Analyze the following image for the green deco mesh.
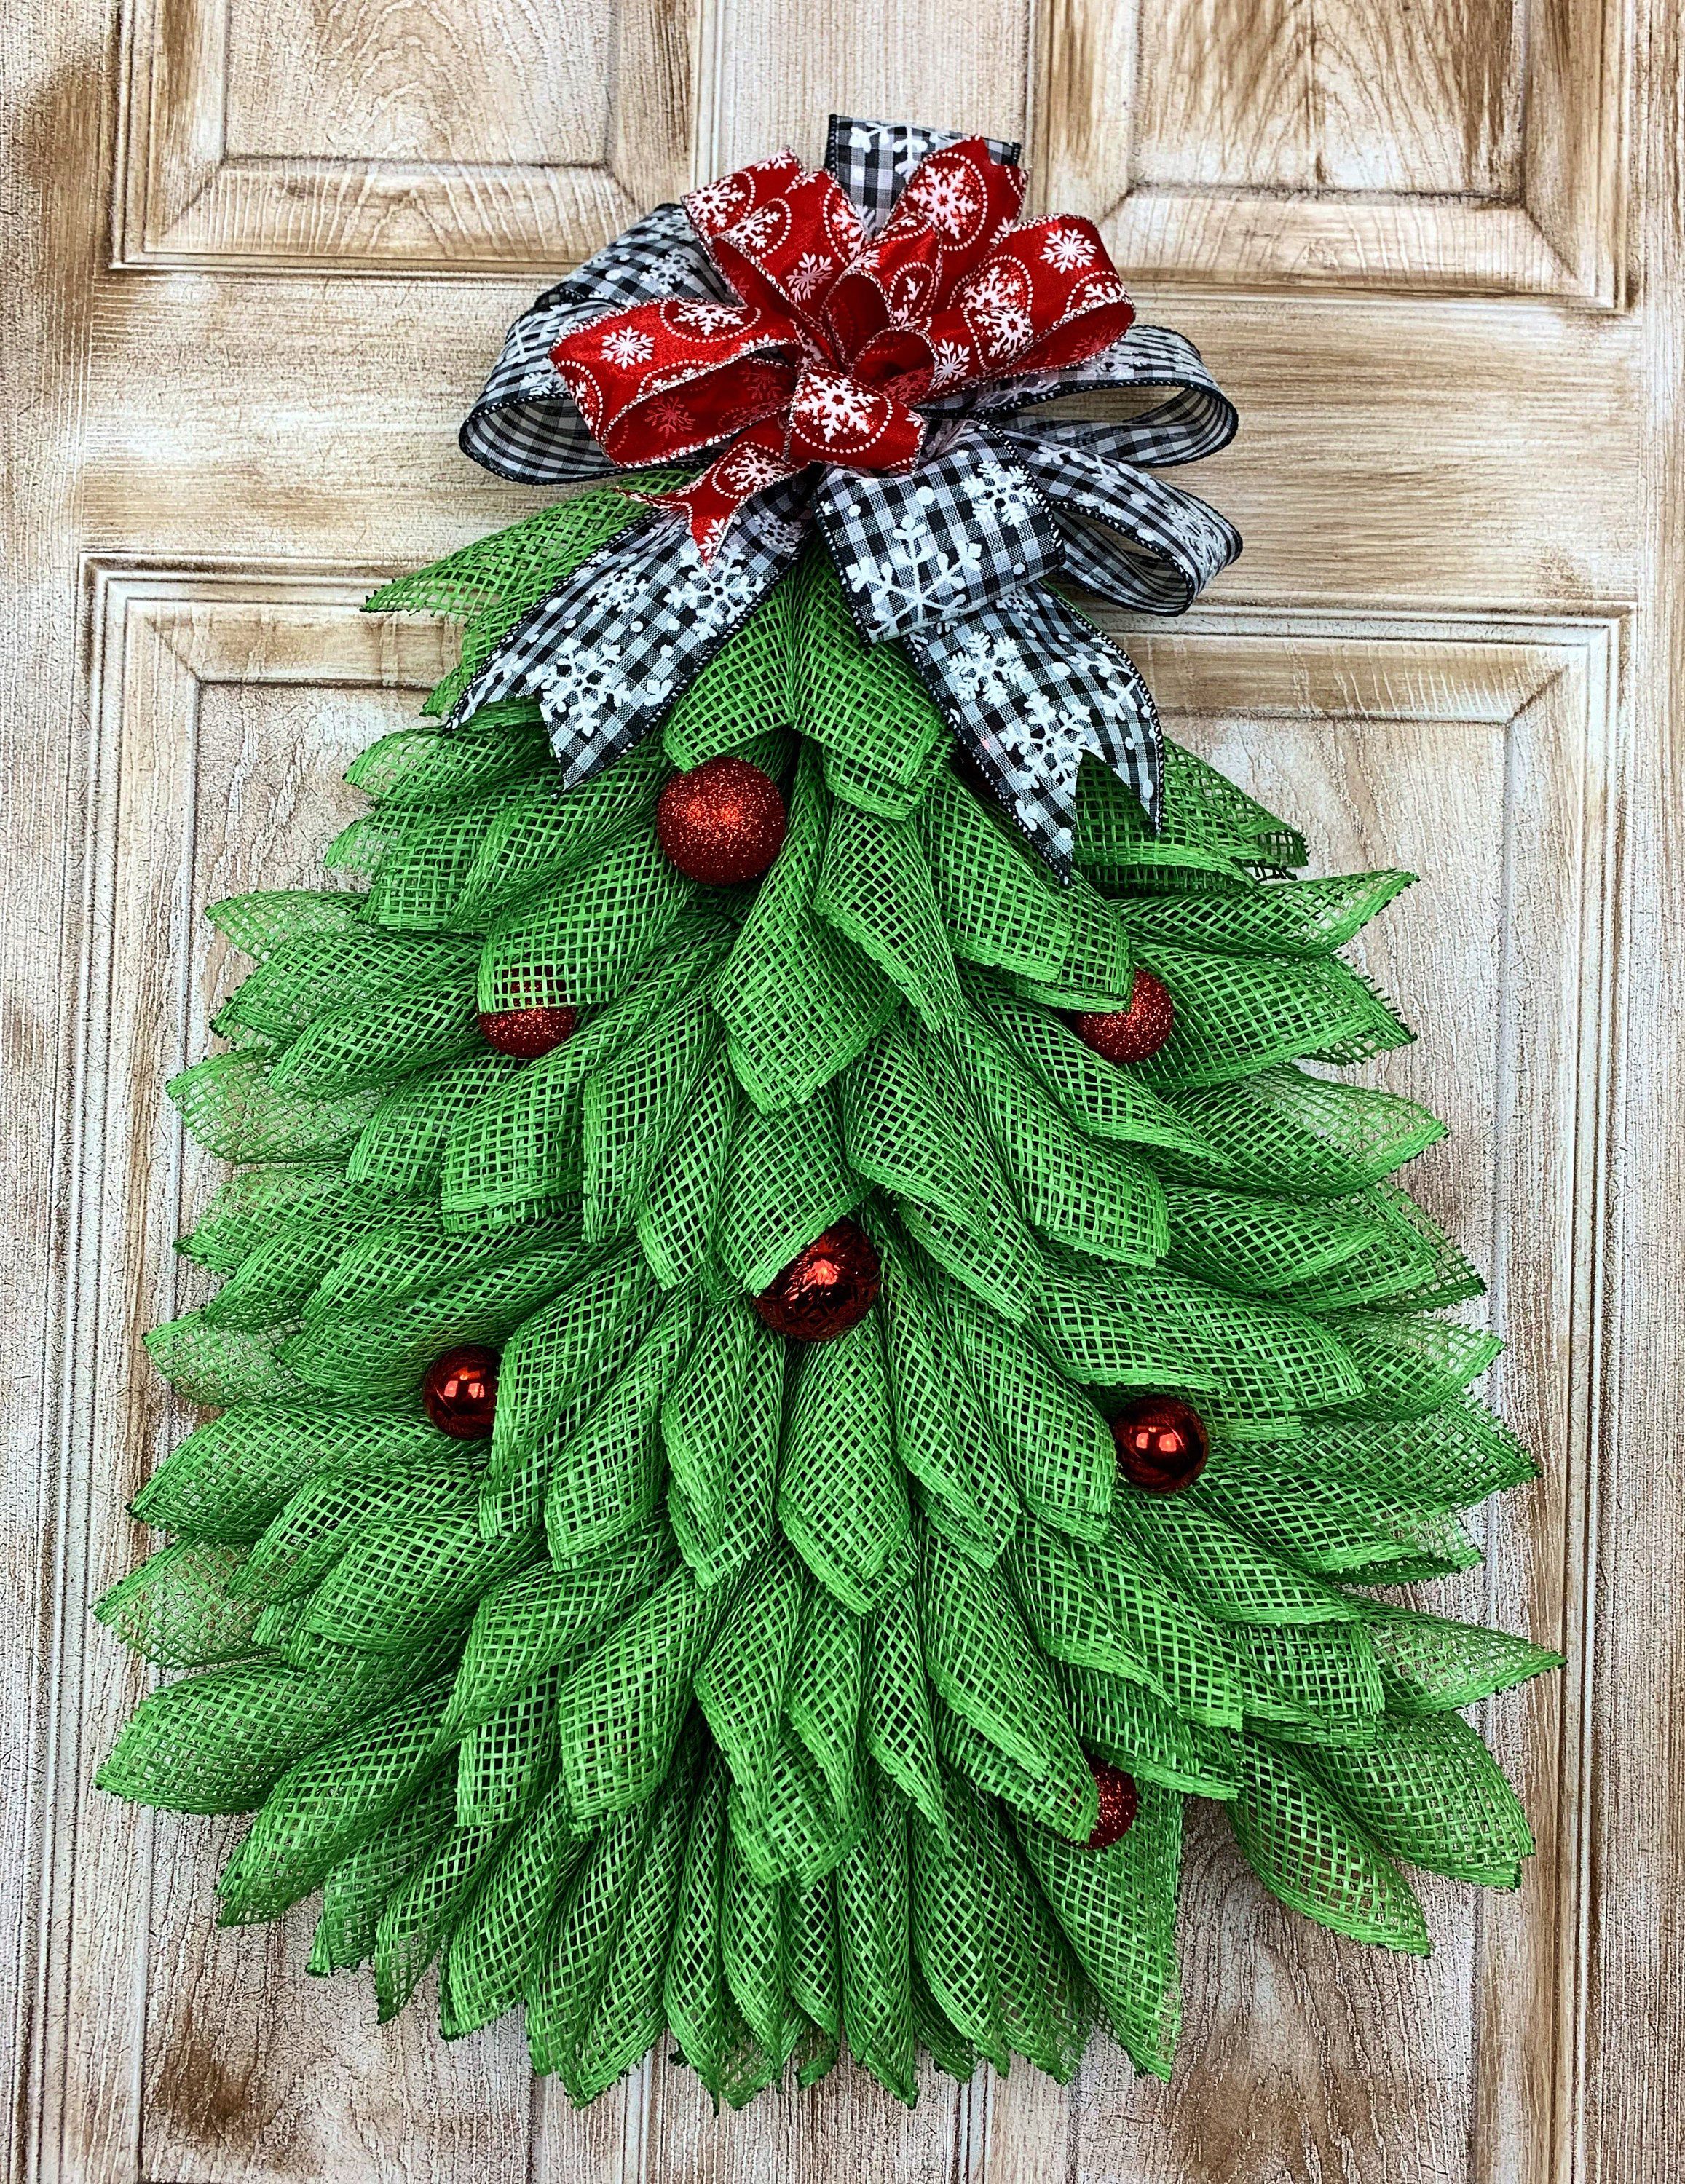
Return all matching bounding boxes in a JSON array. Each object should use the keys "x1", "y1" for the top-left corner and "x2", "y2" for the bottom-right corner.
[{"x1": 99, "y1": 496, "x2": 1562, "y2": 2107}]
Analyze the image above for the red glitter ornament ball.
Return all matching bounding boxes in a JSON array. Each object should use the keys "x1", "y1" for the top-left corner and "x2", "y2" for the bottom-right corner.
[
  {"x1": 657, "y1": 756, "x2": 787, "y2": 885},
  {"x1": 1070, "y1": 967, "x2": 1175, "y2": 1064},
  {"x1": 754, "y1": 1219, "x2": 880, "y2": 1342},
  {"x1": 478, "y1": 1004, "x2": 577, "y2": 1059},
  {"x1": 1111, "y1": 1394, "x2": 1210, "y2": 1496},
  {"x1": 422, "y1": 1343, "x2": 500, "y2": 1440},
  {"x1": 1086, "y1": 1758, "x2": 1140, "y2": 1850}
]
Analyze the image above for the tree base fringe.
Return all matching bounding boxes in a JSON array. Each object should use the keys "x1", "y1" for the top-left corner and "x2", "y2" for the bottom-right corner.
[{"x1": 96, "y1": 492, "x2": 1563, "y2": 2107}]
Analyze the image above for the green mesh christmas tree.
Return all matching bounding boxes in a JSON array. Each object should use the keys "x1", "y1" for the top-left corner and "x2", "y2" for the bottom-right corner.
[{"x1": 95, "y1": 481, "x2": 1561, "y2": 2105}]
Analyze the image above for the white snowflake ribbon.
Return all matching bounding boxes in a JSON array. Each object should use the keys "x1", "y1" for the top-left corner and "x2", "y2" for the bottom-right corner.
[
  {"x1": 443, "y1": 484, "x2": 814, "y2": 784},
  {"x1": 812, "y1": 424, "x2": 1062, "y2": 645}
]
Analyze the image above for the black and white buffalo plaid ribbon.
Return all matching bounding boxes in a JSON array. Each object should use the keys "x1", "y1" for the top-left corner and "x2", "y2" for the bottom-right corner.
[{"x1": 451, "y1": 116, "x2": 1242, "y2": 877}]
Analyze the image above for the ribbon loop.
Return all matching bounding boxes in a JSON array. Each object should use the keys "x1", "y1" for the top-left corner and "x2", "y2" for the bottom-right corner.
[
  {"x1": 686, "y1": 154, "x2": 866, "y2": 350},
  {"x1": 976, "y1": 322, "x2": 1239, "y2": 464},
  {"x1": 997, "y1": 426, "x2": 1242, "y2": 616},
  {"x1": 459, "y1": 205, "x2": 733, "y2": 485},
  {"x1": 552, "y1": 300, "x2": 799, "y2": 469}
]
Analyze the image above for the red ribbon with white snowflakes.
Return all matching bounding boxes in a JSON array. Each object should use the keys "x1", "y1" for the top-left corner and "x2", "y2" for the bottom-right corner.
[{"x1": 551, "y1": 140, "x2": 1133, "y2": 555}]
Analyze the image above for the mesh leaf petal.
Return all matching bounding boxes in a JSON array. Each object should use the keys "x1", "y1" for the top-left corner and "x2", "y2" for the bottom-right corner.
[{"x1": 1229, "y1": 1734, "x2": 1430, "y2": 1954}]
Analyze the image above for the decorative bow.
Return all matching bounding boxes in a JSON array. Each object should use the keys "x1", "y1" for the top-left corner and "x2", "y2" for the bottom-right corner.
[
  {"x1": 451, "y1": 115, "x2": 1242, "y2": 876},
  {"x1": 553, "y1": 141, "x2": 1132, "y2": 558}
]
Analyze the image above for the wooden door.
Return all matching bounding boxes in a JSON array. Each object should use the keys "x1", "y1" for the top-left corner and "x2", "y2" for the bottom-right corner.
[{"x1": 6, "y1": 2, "x2": 1676, "y2": 2179}]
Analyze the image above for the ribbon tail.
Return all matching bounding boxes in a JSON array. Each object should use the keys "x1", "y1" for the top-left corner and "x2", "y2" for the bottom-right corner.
[
  {"x1": 813, "y1": 424, "x2": 1063, "y2": 644},
  {"x1": 636, "y1": 419, "x2": 805, "y2": 558},
  {"x1": 446, "y1": 485, "x2": 811, "y2": 783},
  {"x1": 901, "y1": 589, "x2": 1161, "y2": 880}
]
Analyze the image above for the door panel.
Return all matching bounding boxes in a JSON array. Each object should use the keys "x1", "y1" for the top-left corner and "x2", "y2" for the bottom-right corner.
[
  {"x1": 7, "y1": 0, "x2": 1674, "y2": 2179},
  {"x1": 1038, "y1": 0, "x2": 1625, "y2": 298},
  {"x1": 119, "y1": 0, "x2": 698, "y2": 271}
]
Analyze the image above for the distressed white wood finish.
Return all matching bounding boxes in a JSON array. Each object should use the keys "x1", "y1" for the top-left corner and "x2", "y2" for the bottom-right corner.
[
  {"x1": 1035, "y1": 0, "x2": 1630, "y2": 301},
  {"x1": 117, "y1": 0, "x2": 701, "y2": 270},
  {"x1": 5, "y1": 0, "x2": 1681, "y2": 2180}
]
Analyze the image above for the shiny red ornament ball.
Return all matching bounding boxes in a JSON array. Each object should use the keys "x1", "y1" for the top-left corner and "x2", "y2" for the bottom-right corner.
[
  {"x1": 1111, "y1": 1394, "x2": 1210, "y2": 1496},
  {"x1": 1086, "y1": 1758, "x2": 1140, "y2": 1849},
  {"x1": 1070, "y1": 968, "x2": 1176, "y2": 1064},
  {"x1": 422, "y1": 1343, "x2": 500, "y2": 1440},
  {"x1": 478, "y1": 1004, "x2": 577, "y2": 1059},
  {"x1": 754, "y1": 1219, "x2": 880, "y2": 1342},
  {"x1": 657, "y1": 756, "x2": 787, "y2": 885}
]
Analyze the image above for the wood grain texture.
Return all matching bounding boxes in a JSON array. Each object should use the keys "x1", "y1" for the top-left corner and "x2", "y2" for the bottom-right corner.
[
  {"x1": 224, "y1": 0, "x2": 614, "y2": 166},
  {"x1": 3, "y1": 0, "x2": 1679, "y2": 2177},
  {"x1": 7, "y1": 9, "x2": 135, "y2": 2184},
  {"x1": 70, "y1": 280, "x2": 1647, "y2": 611},
  {"x1": 1582, "y1": 4, "x2": 1685, "y2": 2175},
  {"x1": 1132, "y1": 0, "x2": 1523, "y2": 195},
  {"x1": 1035, "y1": 0, "x2": 1627, "y2": 299},
  {"x1": 702, "y1": 0, "x2": 1033, "y2": 173},
  {"x1": 118, "y1": 0, "x2": 699, "y2": 270}
]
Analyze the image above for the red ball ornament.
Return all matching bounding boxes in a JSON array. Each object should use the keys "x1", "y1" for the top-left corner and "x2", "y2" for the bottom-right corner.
[
  {"x1": 753, "y1": 1219, "x2": 880, "y2": 1342},
  {"x1": 1112, "y1": 1394, "x2": 1210, "y2": 1496},
  {"x1": 657, "y1": 756, "x2": 787, "y2": 885},
  {"x1": 1085, "y1": 1758, "x2": 1140, "y2": 1849},
  {"x1": 422, "y1": 1343, "x2": 500, "y2": 1440},
  {"x1": 478, "y1": 1004, "x2": 577, "y2": 1059},
  {"x1": 1070, "y1": 968, "x2": 1175, "y2": 1064}
]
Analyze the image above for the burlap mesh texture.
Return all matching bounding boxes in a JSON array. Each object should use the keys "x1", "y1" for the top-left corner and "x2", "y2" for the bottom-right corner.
[
  {"x1": 364, "y1": 470, "x2": 691, "y2": 721},
  {"x1": 100, "y1": 499, "x2": 1558, "y2": 2105}
]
